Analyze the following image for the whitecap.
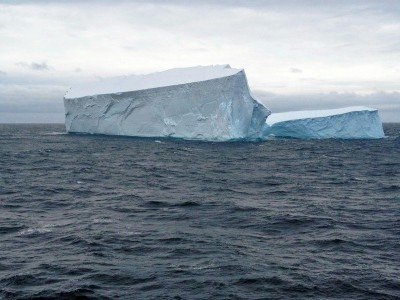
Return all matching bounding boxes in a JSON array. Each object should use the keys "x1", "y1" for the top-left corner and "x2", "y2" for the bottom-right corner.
[
  {"x1": 92, "y1": 218, "x2": 113, "y2": 224},
  {"x1": 19, "y1": 227, "x2": 52, "y2": 236},
  {"x1": 41, "y1": 132, "x2": 66, "y2": 135}
]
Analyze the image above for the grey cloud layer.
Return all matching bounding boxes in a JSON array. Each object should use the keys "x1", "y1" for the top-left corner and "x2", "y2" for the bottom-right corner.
[
  {"x1": 16, "y1": 61, "x2": 49, "y2": 71},
  {"x1": 254, "y1": 90, "x2": 400, "y2": 122},
  {"x1": 291, "y1": 68, "x2": 303, "y2": 74},
  {"x1": 0, "y1": 0, "x2": 399, "y2": 123},
  {"x1": 2, "y1": 0, "x2": 398, "y2": 8}
]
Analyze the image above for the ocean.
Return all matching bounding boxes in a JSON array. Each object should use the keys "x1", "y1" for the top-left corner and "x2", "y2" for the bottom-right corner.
[{"x1": 1, "y1": 123, "x2": 399, "y2": 299}]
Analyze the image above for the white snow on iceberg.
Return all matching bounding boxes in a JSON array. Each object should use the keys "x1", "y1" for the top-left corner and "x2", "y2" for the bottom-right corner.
[
  {"x1": 263, "y1": 106, "x2": 385, "y2": 139},
  {"x1": 64, "y1": 65, "x2": 270, "y2": 141}
]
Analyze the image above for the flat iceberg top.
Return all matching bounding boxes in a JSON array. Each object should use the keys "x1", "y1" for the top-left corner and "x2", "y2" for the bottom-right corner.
[
  {"x1": 65, "y1": 65, "x2": 242, "y2": 99},
  {"x1": 266, "y1": 106, "x2": 377, "y2": 125}
]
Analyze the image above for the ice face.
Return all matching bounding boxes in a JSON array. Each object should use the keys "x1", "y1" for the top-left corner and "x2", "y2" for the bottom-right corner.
[
  {"x1": 64, "y1": 66, "x2": 270, "y2": 141},
  {"x1": 263, "y1": 107, "x2": 385, "y2": 139}
]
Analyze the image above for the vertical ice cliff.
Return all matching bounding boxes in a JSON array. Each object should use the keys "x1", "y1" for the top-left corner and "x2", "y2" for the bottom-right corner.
[
  {"x1": 263, "y1": 107, "x2": 385, "y2": 139},
  {"x1": 64, "y1": 65, "x2": 270, "y2": 141}
]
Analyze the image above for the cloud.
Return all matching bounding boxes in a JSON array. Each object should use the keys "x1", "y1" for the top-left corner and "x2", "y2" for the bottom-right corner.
[
  {"x1": 31, "y1": 62, "x2": 49, "y2": 70},
  {"x1": 0, "y1": 0, "x2": 399, "y2": 123},
  {"x1": 0, "y1": 70, "x2": 6, "y2": 76},
  {"x1": 0, "y1": 84, "x2": 66, "y2": 111},
  {"x1": 291, "y1": 68, "x2": 302, "y2": 74},
  {"x1": 0, "y1": 112, "x2": 64, "y2": 123},
  {"x1": 0, "y1": 101, "x2": 63, "y2": 113},
  {"x1": 16, "y1": 61, "x2": 50, "y2": 71},
  {"x1": 0, "y1": 0, "x2": 396, "y2": 10}
]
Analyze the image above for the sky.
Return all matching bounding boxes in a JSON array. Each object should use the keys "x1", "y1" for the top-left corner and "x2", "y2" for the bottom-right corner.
[{"x1": 0, "y1": 0, "x2": 399, "y2": 123}]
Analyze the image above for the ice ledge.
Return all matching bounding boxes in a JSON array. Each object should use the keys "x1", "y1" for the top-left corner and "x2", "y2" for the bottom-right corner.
[{"x1": 266, "y1": 106, "x2": 378, "y2": 125}]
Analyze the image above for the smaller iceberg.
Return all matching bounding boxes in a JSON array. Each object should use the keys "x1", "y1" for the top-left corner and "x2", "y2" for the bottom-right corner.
[{"x1": 263, "y1": 106, "x2": 385, "y2": 139}]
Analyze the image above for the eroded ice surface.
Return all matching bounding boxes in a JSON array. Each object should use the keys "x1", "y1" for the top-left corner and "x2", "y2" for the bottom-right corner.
[
  {"x1": 64, "y1": 65, "x2": 270, "y2": 141},
  {"x1": 263, "y1": 106, "x2": 385, "y2": 139}
]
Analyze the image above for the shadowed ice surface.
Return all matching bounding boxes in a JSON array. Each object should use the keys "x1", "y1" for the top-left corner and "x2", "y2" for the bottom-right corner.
[{"x1": 0, "y1": 124, "x2": 399, "y2": 299}]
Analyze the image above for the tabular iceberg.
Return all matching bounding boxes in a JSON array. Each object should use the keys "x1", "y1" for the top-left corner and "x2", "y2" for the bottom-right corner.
[
  {"x1": 263, "y1": 107, "x2": 385, "y2": 139},
  {"x1": 64, "y1": 65, "x2": 270, "y2": 141}
]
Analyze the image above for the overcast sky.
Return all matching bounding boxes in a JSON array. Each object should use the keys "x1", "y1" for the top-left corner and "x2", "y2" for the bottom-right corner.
[{"x1": 0, "y1": 0, "x2": 399, "y2": 122}]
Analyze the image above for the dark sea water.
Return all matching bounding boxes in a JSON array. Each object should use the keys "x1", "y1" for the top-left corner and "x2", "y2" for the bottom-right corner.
[{"x1": 1, "y1": 124, "x2": 400, "y2": 300}]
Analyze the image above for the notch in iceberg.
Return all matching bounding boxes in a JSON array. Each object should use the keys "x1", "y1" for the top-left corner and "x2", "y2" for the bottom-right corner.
[
  {"x1": 263, "y1": 106, "x2": 385, "y2": 139},
  {"x1": 64, "y1": 65, "x2": 270, "y2": 141}
]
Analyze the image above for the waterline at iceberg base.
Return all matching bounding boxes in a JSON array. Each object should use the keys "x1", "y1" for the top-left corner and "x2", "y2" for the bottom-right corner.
[{"x1": 64, "y1": 65, "x2": 270, "y2": 142}]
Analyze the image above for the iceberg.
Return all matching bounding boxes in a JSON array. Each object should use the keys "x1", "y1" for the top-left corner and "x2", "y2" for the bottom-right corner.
[
  {"x1": 263, "y1": 106, "x2": 385, "y2": 139},
  {"x1": 64, "y1": 65, "x2": 270, "y2": 141}
]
